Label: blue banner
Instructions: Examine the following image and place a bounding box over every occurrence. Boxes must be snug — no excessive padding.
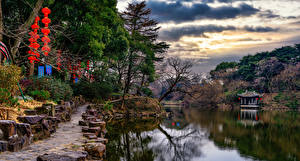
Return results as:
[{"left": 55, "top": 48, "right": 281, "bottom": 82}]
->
[
  {"left": 38, "top": 66, "right": 44, "bottom": 78},
  {"left": 45, "top": 65, "right": 52, "bottom": 76}
]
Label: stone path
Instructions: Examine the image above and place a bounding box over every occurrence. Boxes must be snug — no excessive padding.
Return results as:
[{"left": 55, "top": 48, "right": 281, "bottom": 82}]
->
[{"left": 0, "top": 105, "right": 88, "bottom": 161}]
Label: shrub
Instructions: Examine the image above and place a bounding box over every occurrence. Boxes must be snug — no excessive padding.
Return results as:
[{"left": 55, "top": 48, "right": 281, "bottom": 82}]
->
[
  {"left": 103, "top": 101, "right": 113, "bottom": 111},
  {"left": 0, "top": 65, "right": 22, "bottom": 94},
  {"left": 72, "top": 81, "right": 113, "bottom": 100},
  {"left": 0, "top": 88, "right": 19, "bottom": 107},
  {"left": 23, "top": 77, "right": 73, "bottom": 102},
  {"left": 285, "top": 100, "right": 299, "bottom": 109},
  {"left": 28, "top": 90, "right": 50, "bottom": 101}
]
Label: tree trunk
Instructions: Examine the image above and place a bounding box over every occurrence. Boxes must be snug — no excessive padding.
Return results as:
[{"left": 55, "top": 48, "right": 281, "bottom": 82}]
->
[
  {"left": 159, "top": 83, "right": 176, "bottom": 102},
  {"left": 29, "top": 63, "right": 34, "bottom": 76},
  {"left": 10, "top": 0, "right": 44, "bottom": 61},
  {"left": 136, "top": 73, "right": 145, "bottom": 95}
]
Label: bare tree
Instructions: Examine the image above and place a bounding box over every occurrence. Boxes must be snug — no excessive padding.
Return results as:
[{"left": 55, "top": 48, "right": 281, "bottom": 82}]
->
[{"left": 159, "top": 57, "right": 193, "bottom": 102}]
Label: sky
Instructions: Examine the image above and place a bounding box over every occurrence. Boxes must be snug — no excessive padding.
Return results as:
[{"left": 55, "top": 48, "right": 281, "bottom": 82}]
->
[{"left": 117, "top": 0, "right": 300, "bottom": 73}]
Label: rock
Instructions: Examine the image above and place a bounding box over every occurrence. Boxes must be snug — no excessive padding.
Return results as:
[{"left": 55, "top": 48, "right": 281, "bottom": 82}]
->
[
  {"left": 89, "top": 121, "right": 105, "bottom": 128},
  {"left": 37, "top": 151, "right": 88, "bottom": 161},
  {"left": 85, "top": 116, "right": 96, "bottom": 122},
  {"left": 0, "top": 129, "right": 3, "bottom": 139},
  {"left": 55, "top": 105, "right": 65, "bottom": 113},
  {"left": 16, "top": 123, "right": 32, "bottom": 137},
  {"left": 0, "top": 141, "right": 8, "bottom": 152},
  {"left": 0, "top": 120, "right": 16, "bottom": 139},
  {"left": 82, "top": 127, "right": 101, "bottom": 136},
  {"left": 87, "top": 109, "right": 97, "bottom": 116},
  {"left": 35, "top": 106, "right": 51, "bottom": 115},
  {"left": 78, "top": 120, "right": 88, "bottom": 126},
  {"left": 17, "top": 115, "right": 45, "bottom": 125},
  {"left": 85, "top": 138, "right": 108, "bottom": 144},
  {"left": 42, "top": 119, "right": 50, "bottom": 130},
  {"left": 83, "top": 133, "right": 97, "bottom": 139},
  {"left": 65, "top": 102, "right": 71, "bottom": 108},
  {"left": 8, "top": 134, "right": 22, "bottom": 152},
  {"left": 24, "top": 109, "right": 37, "bottom": 115},
  {"left": 84, "top": 143, "right": 106, "bottom": 158}
]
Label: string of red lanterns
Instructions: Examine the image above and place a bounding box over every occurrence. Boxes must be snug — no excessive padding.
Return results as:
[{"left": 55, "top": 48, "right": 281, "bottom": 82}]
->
[
  {"left": 28, "top": 16, "right": 41, "bottom": 63},
  {"left": 41, "top": 7, "right": 51, "bottom": 56}
]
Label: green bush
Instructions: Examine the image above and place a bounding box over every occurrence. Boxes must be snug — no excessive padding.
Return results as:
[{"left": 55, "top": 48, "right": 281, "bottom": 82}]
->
[
  {"left": 0, "top": 88, "right": 19, "bottom": 107},
  {"left": 72, "top": 81, "right": 113, "bottom": 100},
  {"left": 28, "top": 90, "right": 50, "bottom": 101},
  {"left": 25, "top": 77, "right": 73, "bottom": 102}
]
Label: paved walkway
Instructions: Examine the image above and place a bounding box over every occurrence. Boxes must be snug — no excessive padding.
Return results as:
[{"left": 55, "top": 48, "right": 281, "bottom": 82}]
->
[{"left": 0, "top": 105, "right": 87, "bottom": 161}]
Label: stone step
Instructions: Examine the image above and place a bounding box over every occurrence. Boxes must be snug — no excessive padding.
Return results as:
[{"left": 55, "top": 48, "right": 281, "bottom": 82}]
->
[
  {"left": 88, "top": 121, "right": 105, "bottom": 128},
  {"left": 83, "top": 133, "right": 97, "bottom": 140},
  {"left": 84, "top": 138, "right": 108, "bottom": 144},
  {"left": 78, "top": 120, "right": 88, "bottom": 126}
]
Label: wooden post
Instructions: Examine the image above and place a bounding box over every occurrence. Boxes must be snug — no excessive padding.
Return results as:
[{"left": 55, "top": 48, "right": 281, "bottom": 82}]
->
[
  {"left": 51, "top": 105, "right": 55, "bottom": 117},
  {"left": 6, "top": 109, "right": 9, "bottom": 120}
]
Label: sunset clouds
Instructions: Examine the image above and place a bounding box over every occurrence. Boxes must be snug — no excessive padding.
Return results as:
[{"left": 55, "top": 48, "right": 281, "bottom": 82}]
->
[{"left": 117, "top": 0, "right": 300, "bottom": 72}]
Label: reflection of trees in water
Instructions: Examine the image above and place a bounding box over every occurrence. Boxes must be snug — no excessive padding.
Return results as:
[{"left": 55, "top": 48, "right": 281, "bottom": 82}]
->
[
  {"left": 153, "top": 124, "right": 204, "bottom": 161},
  {"left": 106, "top": 118, "right": 205, "bottom": 161},
  {"left": 105, "top": 119, "right": 160, "bottom": 161}
]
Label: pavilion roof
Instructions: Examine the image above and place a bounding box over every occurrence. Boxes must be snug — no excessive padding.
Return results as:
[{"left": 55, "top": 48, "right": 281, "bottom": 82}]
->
[{"left": 237, "top": 90, "right": 262, "bottom": 97}]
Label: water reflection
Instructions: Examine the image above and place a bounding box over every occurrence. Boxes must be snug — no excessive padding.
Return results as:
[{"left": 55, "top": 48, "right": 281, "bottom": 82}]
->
[
  {"left": 105, "top": 108, "right": 300, "bottom": 161},
  {"left": 239, "top": 109, "right": 260, "bottom": 126}
]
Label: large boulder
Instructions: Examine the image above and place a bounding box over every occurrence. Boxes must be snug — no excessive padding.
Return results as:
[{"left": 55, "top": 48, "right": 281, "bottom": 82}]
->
[
  {"left": 0, "top": 120, "right": 16, "bottom": 139},
  {"left": 84, "top": 143, "right": 106, "bottom": 159},
  {"left": 17, "top": 115, "right": 45, "bottom": 125}
]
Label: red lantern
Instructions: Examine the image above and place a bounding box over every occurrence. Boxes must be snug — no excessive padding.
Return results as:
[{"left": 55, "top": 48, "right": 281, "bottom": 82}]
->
[{"left": 42, "top": 7, "right": 51, "bottom": 16}]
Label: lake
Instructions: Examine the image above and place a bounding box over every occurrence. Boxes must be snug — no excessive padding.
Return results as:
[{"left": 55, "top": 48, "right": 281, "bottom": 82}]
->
[{"left": 105, "top": 107, "right": 300, "bottom": 161}]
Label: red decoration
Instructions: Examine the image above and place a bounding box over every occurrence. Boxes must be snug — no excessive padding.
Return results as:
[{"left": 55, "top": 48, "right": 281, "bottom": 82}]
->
[
  {"left": 28, "top": 16, "right": 40, "bottom": 64},
  {"left": 87, "top": 60, "right": 90, "bottom": 71},
  {"left": 41, "top": 7, "right": 51, "bottom": 56},
  {"left": 256, "top": 98, "right": 259, "bottom": 100},
  {"left": 238, "top": 97, "right": 241, "bottom": 100},
  {"left": 57, "top": 50, "right": 62, "bottom": 71}
]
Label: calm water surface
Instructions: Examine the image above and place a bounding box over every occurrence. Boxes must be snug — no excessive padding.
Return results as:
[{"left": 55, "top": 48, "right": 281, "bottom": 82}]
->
[{"left": 105, "top": 107, "right": 300, "bottom": 161}]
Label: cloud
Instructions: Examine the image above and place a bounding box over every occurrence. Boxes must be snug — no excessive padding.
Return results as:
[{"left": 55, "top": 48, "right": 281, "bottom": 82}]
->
[
  {"left": 244, "top": 26, "right": 279, "bottom": 32},
  {"left": 159, "top": 25, "right": 278, "bottom": 41},
  {"left": 147, "top": 1, "right": 259, "bottom": 22},
  {"left": 160, "top": 25, "right": 236, "bottom": 41}
]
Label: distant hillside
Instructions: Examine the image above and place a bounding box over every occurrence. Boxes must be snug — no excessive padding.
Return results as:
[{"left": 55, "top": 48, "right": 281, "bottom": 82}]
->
[
  {"left": 197, "top": 44, "right": 300, "bottom": 109},
  {"left": 210, "top": 44, "right": 300, "bottom": 92}
]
